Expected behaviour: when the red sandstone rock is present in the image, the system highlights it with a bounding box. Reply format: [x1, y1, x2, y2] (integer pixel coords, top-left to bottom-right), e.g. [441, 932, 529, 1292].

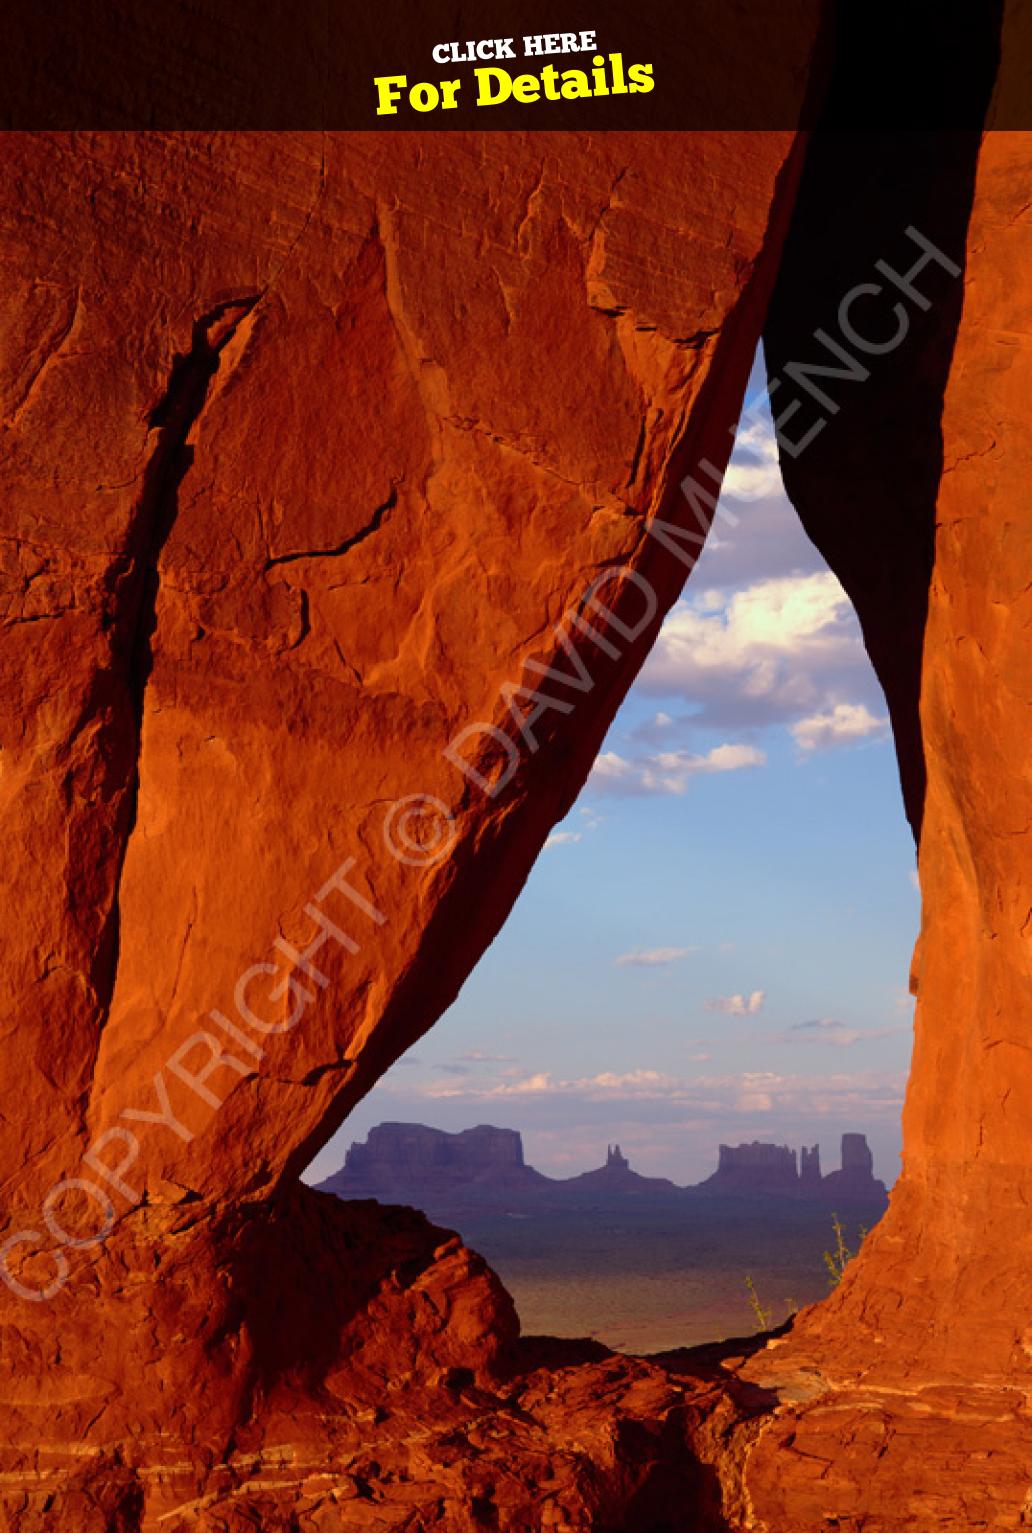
[0, 124, 812, 1527]
[3, 55, 1031, 1533]
[751, 133, 1032, 1369]
[0, 129, 804, 1222]
[737, 104, 1032, 1533]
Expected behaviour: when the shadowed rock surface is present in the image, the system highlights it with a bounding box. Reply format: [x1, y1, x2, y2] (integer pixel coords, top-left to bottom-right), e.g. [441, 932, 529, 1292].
[739, 44, 1032, 1533]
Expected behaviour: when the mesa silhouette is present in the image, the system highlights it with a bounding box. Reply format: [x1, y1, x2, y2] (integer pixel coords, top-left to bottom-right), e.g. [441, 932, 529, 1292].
[317, 1124, 887, 1211]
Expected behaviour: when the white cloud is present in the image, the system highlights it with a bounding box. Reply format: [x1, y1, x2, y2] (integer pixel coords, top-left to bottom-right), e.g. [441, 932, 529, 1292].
[401, 1064, 907, 1120]
[702, 743, 766, 771]
[721, 462, 783, 502]
[615, 946, 695, 968]
[648, 571, 852, 686]
[737, 1087, 774, 1111]
[777, 1018, 908, 1049]
[591, 752, 635, 786]
[676, 406, 825, 589]
[720, 415, 783, 503]
[575, 1069, 678, 1092]
[636, 572, 885, 741]
[590, 741, 765, 796]
[705, 989, 765, 1016]
[480, 1067, 699, 1101]
[487, 1071, 554, 1095]
[457, 1049, 517, 1063]
[544, 830, 582, 848]
[790, 702, 889, 753]
[418, 1067, 687, 1101]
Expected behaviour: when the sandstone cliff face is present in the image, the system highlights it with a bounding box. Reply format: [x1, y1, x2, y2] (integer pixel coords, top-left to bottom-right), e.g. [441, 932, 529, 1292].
[739, 125, 1032, 1533]
[0, 127, 812, 1525]
[0, 130, 802, 1220]
[756, 125, 1032, 1385]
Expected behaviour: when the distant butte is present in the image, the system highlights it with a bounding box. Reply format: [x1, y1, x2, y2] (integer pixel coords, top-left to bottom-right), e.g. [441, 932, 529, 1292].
[699, 1133, 887, 1203]
[317, 1124, 888, 1209]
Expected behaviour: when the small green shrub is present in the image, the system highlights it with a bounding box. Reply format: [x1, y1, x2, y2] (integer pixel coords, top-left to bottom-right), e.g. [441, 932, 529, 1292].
[823, 1213, 867, 1288]
[744, 1214, 869, 1333]
[744, 1274, 773, 1330]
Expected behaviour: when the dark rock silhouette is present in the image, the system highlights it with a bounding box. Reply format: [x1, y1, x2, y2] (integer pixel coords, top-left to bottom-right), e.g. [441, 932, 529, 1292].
[319, 1123, 678, 1206]
[698, 1133, 884, 1203]
[820, 1131, 884, 1203]
[556, 1140, 680, 1201]
[318, 1124, 887, 1209]
[702, 1141, 801, 1193]
[800, 1143, 822, 1185]
[841, 1132, 873, 1175]
[322, 1121, 549, 1201]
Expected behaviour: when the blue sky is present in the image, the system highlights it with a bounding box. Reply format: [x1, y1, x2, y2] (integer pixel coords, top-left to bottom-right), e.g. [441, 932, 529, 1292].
[305, 350, 918, 1188]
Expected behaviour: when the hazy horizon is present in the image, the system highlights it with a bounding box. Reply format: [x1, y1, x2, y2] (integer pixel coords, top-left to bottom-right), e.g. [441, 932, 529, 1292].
[310, 1115, 894, 1190]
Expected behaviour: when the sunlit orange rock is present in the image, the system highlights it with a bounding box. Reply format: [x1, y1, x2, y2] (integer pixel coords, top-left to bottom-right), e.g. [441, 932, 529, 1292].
[3, 48, 1030, 1533]
[741, 116, 1032, 1533]
[0, 125, 809, 1524]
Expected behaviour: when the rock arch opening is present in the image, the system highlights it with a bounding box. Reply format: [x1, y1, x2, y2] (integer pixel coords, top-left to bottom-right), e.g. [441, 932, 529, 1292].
[0, 75, 1024, 1529]
[309, 342, 920, 1351]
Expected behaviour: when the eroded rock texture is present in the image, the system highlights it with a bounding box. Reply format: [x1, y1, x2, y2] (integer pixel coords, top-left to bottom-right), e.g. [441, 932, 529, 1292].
[0, 127, 812, 1525]
[0, 130, 806, 1207]
[2, 78, 1031, 1533]
[740, 128, 1032, 1533]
